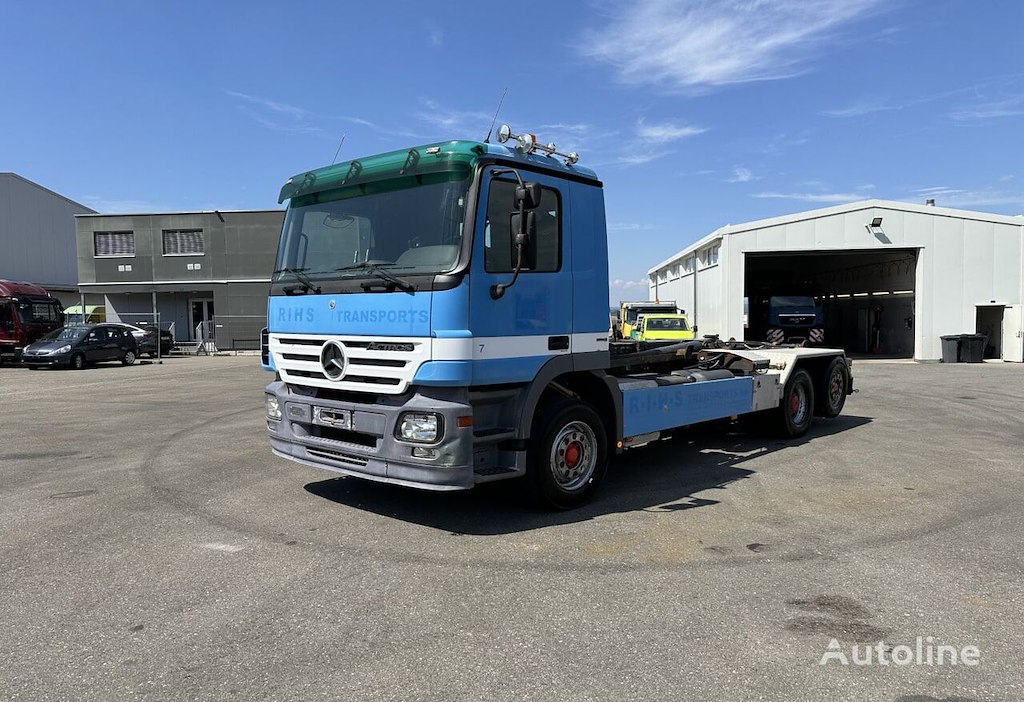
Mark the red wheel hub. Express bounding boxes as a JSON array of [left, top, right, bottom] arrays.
[[564, 441, 582, 469], [789, 391, 800, 415]]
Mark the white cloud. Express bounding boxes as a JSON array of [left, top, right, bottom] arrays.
[[728, 167, 754, 183], [617, 152, 662, 166], [753, 191, 866, 204], [416, 98, 494, 138], [580, 0, 882, 91], [607, 222, 655, 232], [910, 186, 1023, 208], [611, 118, 706, 167], [428, 27, 443, 48], [610, 278, 649, 289], [225, 90, 309, 120], [949, 96, 1024, 122], [820, 100, 900, 118], [79, 196, 167, 213], [637, 119, 707, 143]]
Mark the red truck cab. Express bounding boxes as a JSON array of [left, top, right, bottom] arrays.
[[0, 280, 65, 363]]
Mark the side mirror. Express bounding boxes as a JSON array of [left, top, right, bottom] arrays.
[[516, 182, 542, 210], [509, 211, 537, 269]]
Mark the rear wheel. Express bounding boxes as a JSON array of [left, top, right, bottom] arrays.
[[71, 353, 86, 370], [527, 399, 609, 510], [772, 369, 814, 437], [122, 350, 137, 366], [816, 357, 849, 418]]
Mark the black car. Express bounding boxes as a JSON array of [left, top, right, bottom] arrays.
[[21, 324, 139, 370], [110, 323, 174, 358]]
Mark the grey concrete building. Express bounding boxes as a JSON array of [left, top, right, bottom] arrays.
[[0, 173, 96, 307], [75, 210, 284, 348]]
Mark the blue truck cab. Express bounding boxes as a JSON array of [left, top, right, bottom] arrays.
[[264, 126, 852, 509], [766, 295, 826, 345]]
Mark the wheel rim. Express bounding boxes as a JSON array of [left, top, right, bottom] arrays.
[[126, 352, 135, 364], [828, 367, 844, 408], [789, 384, 809, 425], [549, 421, 598, 491], [74, 356, 83, 369]]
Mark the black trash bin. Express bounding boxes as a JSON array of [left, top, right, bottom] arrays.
[[962, 334, 987, 363], [940, 335, 963, 363]]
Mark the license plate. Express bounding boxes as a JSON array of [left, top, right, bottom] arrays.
[[313, 406, 351, 429]]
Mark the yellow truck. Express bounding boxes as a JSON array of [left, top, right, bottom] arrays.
[[614, 301, 679, 340], [631, 313, 695, 341]]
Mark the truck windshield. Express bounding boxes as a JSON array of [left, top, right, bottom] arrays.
[[770, 296, 815, 310], [626, 306, 674, 324], [274, 175, 470, 285], [16, 301, 62, 324], [647, 317, 688, 331]]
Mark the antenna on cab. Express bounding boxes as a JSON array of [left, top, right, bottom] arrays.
[[331, 134, 346, 165], [483, 88, 508, 144]]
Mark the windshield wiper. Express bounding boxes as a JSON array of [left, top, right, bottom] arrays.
[[336, 262, 415, 293], [273, 267, 321, 294]]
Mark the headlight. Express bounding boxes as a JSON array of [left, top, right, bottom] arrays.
[[396, 412, 441, 443], [55, 344, 71, 354], [266, 395, 282, 420]]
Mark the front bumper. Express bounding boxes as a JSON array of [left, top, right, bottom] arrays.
[[265, 380, 477, 490], [20, 352, 70, 366]]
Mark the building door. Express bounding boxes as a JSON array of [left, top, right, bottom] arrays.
[[975, 305, 1003, 359], [1003, 305, 1023, 362], [190, 299, 215, 341]]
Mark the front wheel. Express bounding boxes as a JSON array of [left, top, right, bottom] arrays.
[[71, 353, 86, 370], [122, 350, 136, 366], [527, 400, 609, 510]]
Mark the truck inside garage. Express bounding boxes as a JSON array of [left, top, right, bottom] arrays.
[[744, 249, 918, 357]]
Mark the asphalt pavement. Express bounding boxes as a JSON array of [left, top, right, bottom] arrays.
[[1, 355, 1022, 701]]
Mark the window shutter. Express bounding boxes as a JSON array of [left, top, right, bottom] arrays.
[[162, 229, 204, 255], [94, 231, 135, 257]]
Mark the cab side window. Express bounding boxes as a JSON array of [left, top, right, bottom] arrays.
[[484, 179, 561, 274]]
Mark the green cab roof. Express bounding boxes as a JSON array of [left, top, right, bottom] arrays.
[[278, 140, 600, 204]]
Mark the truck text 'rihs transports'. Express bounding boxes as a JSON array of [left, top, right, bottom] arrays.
[[262, 125, 853, 509]]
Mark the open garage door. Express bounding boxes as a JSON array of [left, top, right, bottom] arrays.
[[744, 249, 918, 357]]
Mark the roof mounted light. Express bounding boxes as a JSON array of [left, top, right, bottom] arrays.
[[496, 124, 580, 166]]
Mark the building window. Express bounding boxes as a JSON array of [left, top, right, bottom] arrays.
[[708, 244, 720, 266], [683, 256, 695, 274], [162, 229, 204, 256], [484, 179, 561, 273], [94, 231, 135, 258], [699, 244, 720, 268]]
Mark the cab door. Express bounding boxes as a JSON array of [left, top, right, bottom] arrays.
[[468, 167, 572, 384]]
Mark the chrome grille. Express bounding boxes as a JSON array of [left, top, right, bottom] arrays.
[[270, 333, 427, 395]]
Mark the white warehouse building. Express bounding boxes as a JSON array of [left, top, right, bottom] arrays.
[[647, 199, 1024, 362]]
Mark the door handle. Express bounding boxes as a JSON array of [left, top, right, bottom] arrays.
[[548, 335, 570, 351]]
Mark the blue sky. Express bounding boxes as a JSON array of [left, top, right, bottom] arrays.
[[2, 1, 1022, 300]]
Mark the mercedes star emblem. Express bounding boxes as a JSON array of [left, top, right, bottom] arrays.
[[320, 340, 346, 381]]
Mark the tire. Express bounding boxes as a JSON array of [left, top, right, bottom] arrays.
[[816, 357, 849, 418], [526, 399, 609, 510], [772, 368, 814, 438], [122, 350, 137, 366], [71, 353, 86, 370]]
